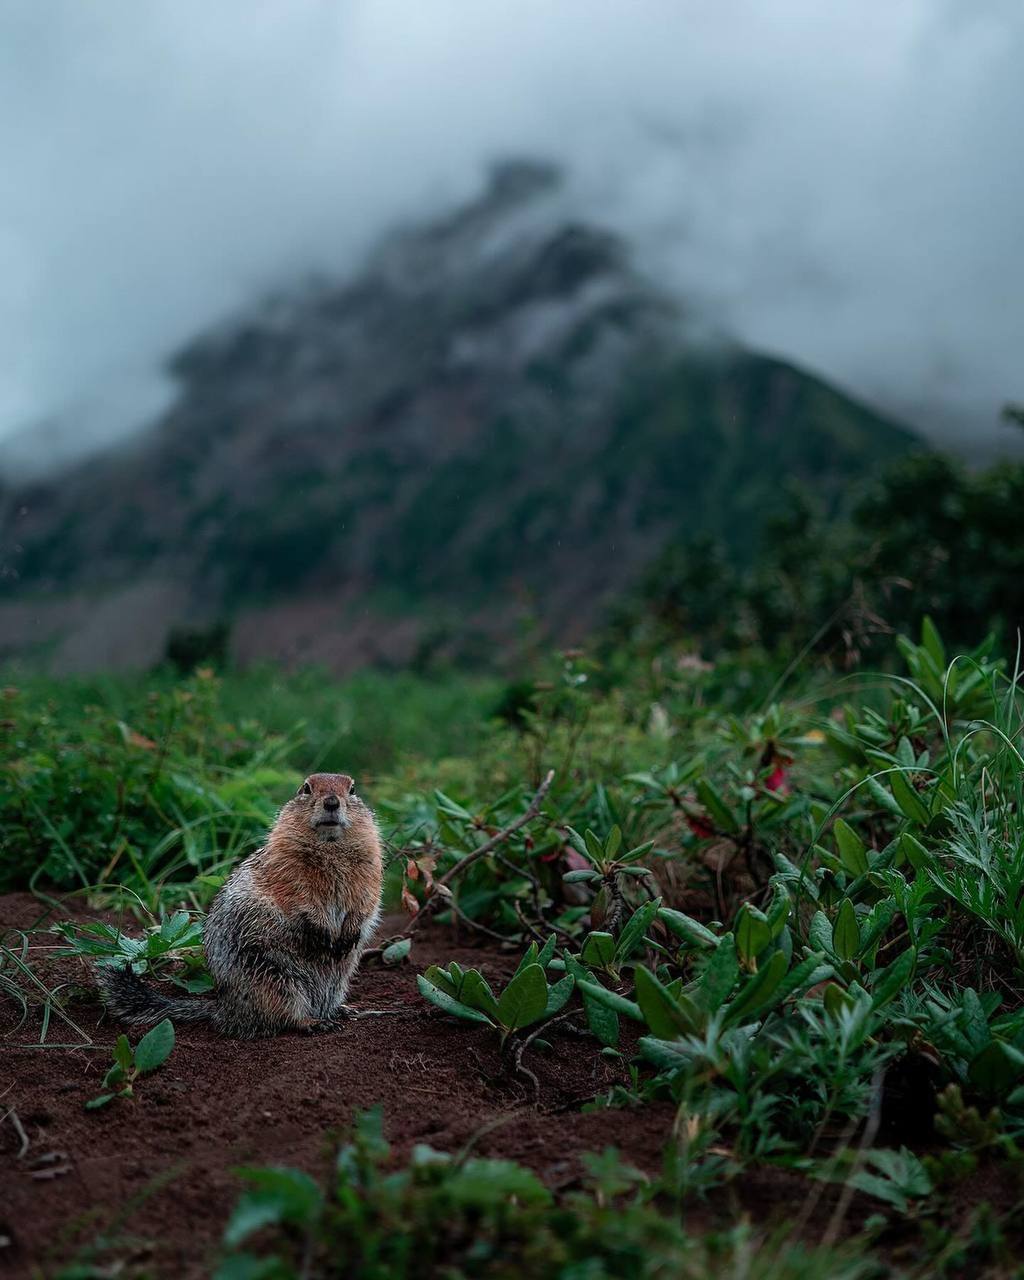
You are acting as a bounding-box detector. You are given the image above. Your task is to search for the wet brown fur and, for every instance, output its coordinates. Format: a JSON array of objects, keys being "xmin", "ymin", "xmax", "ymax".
[{"xmin": 96, "ymin": 772, "xmax": 384, "ymax": 1037}]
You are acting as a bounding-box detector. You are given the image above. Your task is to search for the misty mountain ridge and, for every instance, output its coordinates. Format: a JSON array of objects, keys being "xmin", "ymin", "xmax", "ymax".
[{"xmin": 0, "ymin": 160, "xmax": 917, "ymax": 673}]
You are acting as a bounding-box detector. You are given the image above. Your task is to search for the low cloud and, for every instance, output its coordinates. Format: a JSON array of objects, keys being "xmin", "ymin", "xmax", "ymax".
[{"xmin": 1, "ymin": 0, "xmax": 1022, "ymax": 467}]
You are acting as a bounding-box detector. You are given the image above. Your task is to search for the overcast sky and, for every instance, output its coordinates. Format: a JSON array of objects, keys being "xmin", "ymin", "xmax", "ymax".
[{"xmin": 1, "ymin": 0, "xmax": 1022, "ymax": 468}]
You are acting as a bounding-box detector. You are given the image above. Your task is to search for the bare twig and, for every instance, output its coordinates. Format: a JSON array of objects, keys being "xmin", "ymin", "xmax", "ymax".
[
  {"xmin": 375, "ymin": 771, "xmax": 556, "ymax": 953},
  {"xmin": 364, "ymin": 890, "xmax": 514, "ymax": 963},
  {"xmin": 0, "ymin": 1104, "xmax": 30, "ymax": 1159},
  {"xmin": 499, "ymin": 857, "xmax": 575, "ymax": 943},
  {"xmin": 820, "ymin": 1065, "xmax": 885, "ymax": 1249},
  {"xmin": 505, "ymin": 1008, "xmax": 576, "ymax": 1105},
  {"xmin": 494, "ymin": 850, "xmax": 542, "ymax": 895},
  {"xmin": 363, "ymin": 768, "xmax": 555, "ymax": 962},
  {"xmin": 437, "ymin": 770, "xmax": 555, "ymax": 891},
  {"xmin": 449, "ymin": 897, "xmax": 515, "ymax": 944},
  {"xmin": 513, "ymin": 900, "xmax": 549, "ymax": 946}
]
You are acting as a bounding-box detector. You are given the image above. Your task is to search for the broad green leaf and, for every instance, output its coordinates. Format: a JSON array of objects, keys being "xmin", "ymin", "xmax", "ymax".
[
  {"xmin": 564, "ymin": 826, "xmax": 592, "ymax": 862},
  {"xmin": 695, "ymin": 779, "xmax": 739, "ymax": 834},
  {"xmin": 723, "ymin": 951, "xmax": 787, "ymax": 1027},
  {"xmin": 416, "ymin": 975, "xmax": 492, "ymax": 1024},
  {"xmin": 961, "ymin": 988, "xmax": 991, "ymax": 1052},
  {"xmin": 619, "ymin": 840, "xmax": 654, "ymax": 865},
  {"xmin": 565, "ymin": 953, "xmax": 619, "ymax": 1047},
  {"xmin": 658, "ymin": 908, "xmax": 719, "ymax": 949},
  {"xmin": 224, "ymin": 1168, "xmax": 323, "ymax": 1248},
  {"xmin": 496, "ymin": 964, "xmax": 548, "ymax": 1031},
  {"xmin": 589, "ymin": 885, "xmax": 610, "ymax": 929},
  {"xmin": 512, "ymin": 943, "xmax": 539, "ymax": 977},
  {"xmin": 605, "ymin": 825, "xmax": 622, "ymax": 858},
  {"xmin": 823, "ymin": 983, "xmax": 852, "ymax": 1016},
  {"xmin": 535, "ymin": 934, "xmax": 558, "ymax": 970},
  {"xmin": 969, "ymin": 1040, "xmax": 1024, "ymax": 1096},
  {"xmin": 448, "ymin": 1158, "xmax": 551, "ymax": 1208},
  {"xmin": 581, "ymin": 932, "xmax": 616, "ymax": 968},
  {"xmin": 833, "ymin": 899, "xmax": 860, "ymax": 962},
  {"xmin": 624, "ymin": 770, "xmax": 661, "ymax": 788},
  {"xmin": 846, "ymin": 1171, "xmax": 911, "ymax": 1212},
  {"xmin": 615, "ymin": 898, "xmax": 662, "ymax": 963},
  {"xmin": 563, "ymin": 869, "xmax": 600, "ymax": 884},
  {"xmin": 159, "ymin": 912, "xmax": 181, "ymax": 941},
  {"xmin": 381, "ymin": 938, "xmax": 411, "ymax": 966},
  {"xmin": 769, "ymin": 954, "xmax": 833, "ymax": 1009},
  {"xmin": 576, "ymin": 978, "xmax": 643, "ymax": 1022},
  {"xmin": 890, "ymin": 772, "xmax": 930, "ymax": 826},
  {"xmin": 858, "ymin": 900, "xmax": 897, "ymax": 961},
  {"xmin": 544, "ymin": 974, "xmax": 575, "ymax": 1017},
  {"xmin": 460, "ymin": 970, "xmax": 500, "ymax": 1020},
  {"xmin": 584, "ymin": 829, "xmax": 606, "ymax": 864},
  {"xmin": 834, "ymin": 819, "xmax": 870, "ymax": 877},
  {"xmin": 423, "ymin": 964, "xmax": 459, "ymax": 1000},
  {"xmin": 808, "ymin": 911, "xmax": 833, "ymax": 954},
  {"xmin": 134, "ymin": 1019, "xmax": 174, "ymax": 1074},
  {"xmin": 869, "ymin": 947, "xmax": 916, "ymax": 1010},
  {"xmin": 638, "ymin": 1036, "xmax": 694, "ymax": 1072},
  {"xmin": 584, "ymin": 998, "xmax": 619, "ymax": 1048},
  {"xmin": 85, "ymin": 1093, "xmax": 116, "ymax": 1110},
  {"xmin": 864, "ymin": 775, "xmax": 905, "ymax": 818},
  {"xmin": 633, "ymin": 965, "xmax": 697, "ymax": 1037},
  {"xmin": 899, "ymin": 832, "xmax": 930, "ymax": 870},
  {"xmin": 735, "ymin": 904, "xmax": 771, "ymax": 965},
  {"xmin": 700, "ymin": 933, "xmax": 740, "ymax": 1010},
  {"xmin": 765, "ymin": 886, "xmax": 792, "ymax": 938}
]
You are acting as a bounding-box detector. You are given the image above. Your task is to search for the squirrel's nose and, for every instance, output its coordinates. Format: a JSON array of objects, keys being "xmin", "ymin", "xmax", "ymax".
[{"xmin": 323, "ymin": 794, "xmax": 341, "ymax": 812}]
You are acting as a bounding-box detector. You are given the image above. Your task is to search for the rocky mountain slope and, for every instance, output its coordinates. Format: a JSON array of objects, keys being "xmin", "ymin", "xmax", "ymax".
[{"xmin": 0, "ymin": 162, "xmax": 917, "ymax": 672}]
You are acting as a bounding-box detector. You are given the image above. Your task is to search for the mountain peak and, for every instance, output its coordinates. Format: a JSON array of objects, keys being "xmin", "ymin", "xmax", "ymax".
[{"xmin": 0, "ymin": 160, "xmax": 917, "ymax": 673}]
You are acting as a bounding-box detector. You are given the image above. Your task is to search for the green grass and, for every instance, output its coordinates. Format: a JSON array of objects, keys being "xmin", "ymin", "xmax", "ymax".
[{"xmin": 0, "ymin": 664, "xmax": 500, "ymax": 899}]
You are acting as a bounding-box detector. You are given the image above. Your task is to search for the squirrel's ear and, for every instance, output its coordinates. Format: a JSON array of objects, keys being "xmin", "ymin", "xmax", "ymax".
[{"xmin": 299, "ymin": 780, "xmax": 313, "ymax": 797}]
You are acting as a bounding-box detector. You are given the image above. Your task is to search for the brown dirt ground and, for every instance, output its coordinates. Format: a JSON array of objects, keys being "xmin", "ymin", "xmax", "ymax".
[
  {"xmin": 1, "ymin": 891, "xmax": 1019, "ymax": 1279},
  {"xmin": 1, "ymin": 892, "xmax": 681, "ymax": 1278}
]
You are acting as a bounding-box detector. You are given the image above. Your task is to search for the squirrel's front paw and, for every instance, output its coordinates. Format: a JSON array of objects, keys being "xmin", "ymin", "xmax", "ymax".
[{"xmin": 301, "ymin": 1015, "xmax": 349, "ymax": 1034}]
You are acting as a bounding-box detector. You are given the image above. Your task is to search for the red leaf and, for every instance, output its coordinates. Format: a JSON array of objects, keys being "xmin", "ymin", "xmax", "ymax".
[{"xmin": 765, "ymin": 765, "xmax": 790, "ymax": 795}]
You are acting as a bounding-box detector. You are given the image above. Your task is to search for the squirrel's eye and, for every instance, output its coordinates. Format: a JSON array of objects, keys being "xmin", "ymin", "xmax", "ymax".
[{"xmin": 300, "ymin": 782, "xmax": 312, "ymax": 796}]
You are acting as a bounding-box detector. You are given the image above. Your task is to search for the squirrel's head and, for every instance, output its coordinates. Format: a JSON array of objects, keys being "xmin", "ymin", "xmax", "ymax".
[{"xmin": 286, "ymin": 772, "xmax": 363, "ymax": 843}]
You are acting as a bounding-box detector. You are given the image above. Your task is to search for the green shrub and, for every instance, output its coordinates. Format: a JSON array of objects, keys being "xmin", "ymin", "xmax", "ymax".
[{"xmin": 216, "ymin": 1109, "xmax": 882, "ymax": 1280}]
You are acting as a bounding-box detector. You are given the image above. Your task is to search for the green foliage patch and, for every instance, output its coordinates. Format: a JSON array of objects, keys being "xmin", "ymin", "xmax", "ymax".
[{"xmin": 11, "ymin": 618, "xmax": 1024, "ymax": 1275}]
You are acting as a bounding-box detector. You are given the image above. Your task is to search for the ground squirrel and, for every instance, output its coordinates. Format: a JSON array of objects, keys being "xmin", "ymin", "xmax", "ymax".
[{"xmin": 97, "ymin": 772, "xmax": 383, "ymax": 1037}]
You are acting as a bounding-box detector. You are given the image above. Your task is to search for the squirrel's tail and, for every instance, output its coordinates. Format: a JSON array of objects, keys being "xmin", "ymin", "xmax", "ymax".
[{"xmin": 96, "ymin": 966, "xmax": 217, "ymax": 1025}]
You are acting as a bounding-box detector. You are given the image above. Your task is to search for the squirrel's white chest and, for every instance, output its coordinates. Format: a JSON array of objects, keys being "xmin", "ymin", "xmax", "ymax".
[{"xmin": 318, "ymin": 902, "xmax": 349, "ymax": 933}]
